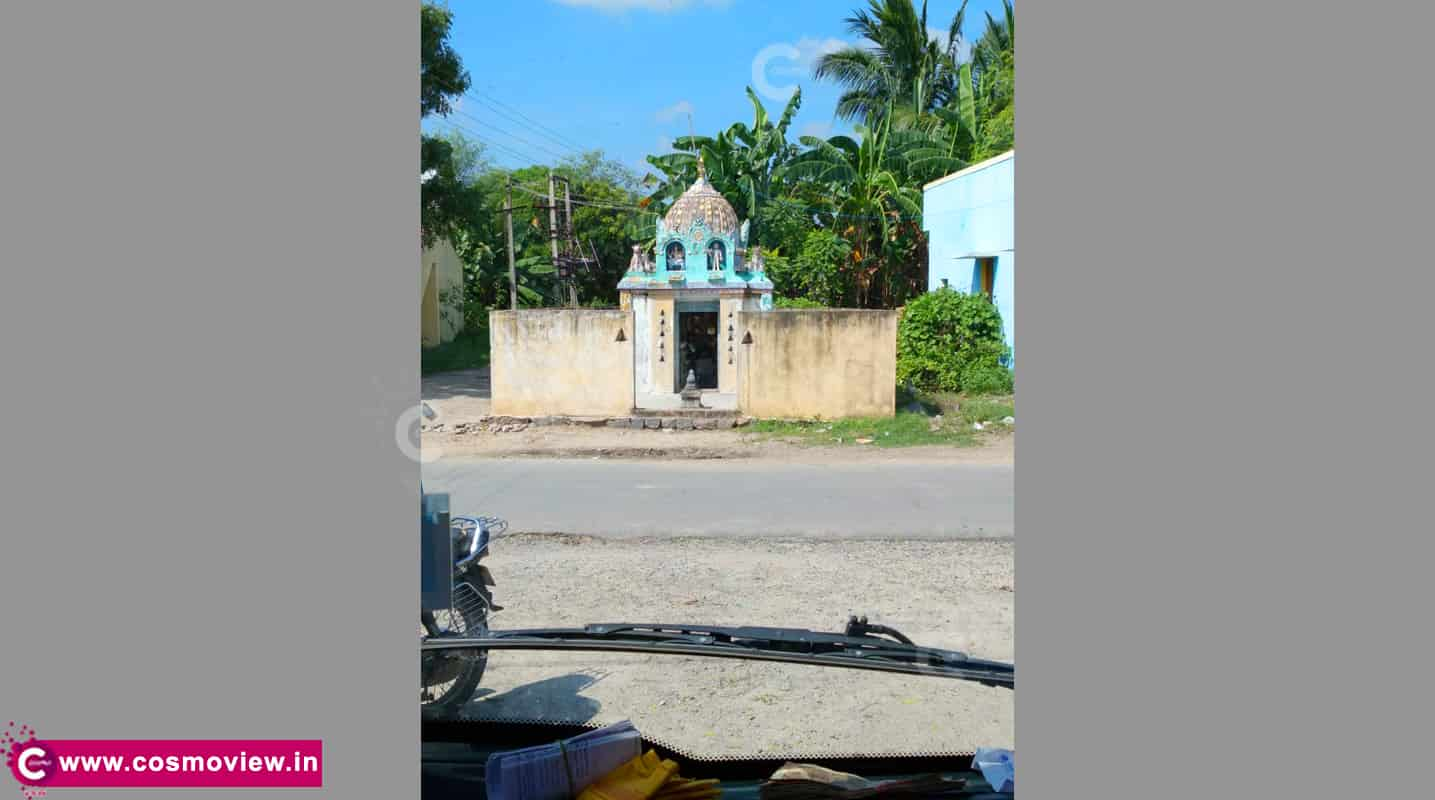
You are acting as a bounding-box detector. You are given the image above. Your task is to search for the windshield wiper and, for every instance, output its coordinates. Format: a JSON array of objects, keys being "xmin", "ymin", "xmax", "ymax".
[{"xmin": 422, "ymin": 616, "xmax": 1013, "ymax": 689}]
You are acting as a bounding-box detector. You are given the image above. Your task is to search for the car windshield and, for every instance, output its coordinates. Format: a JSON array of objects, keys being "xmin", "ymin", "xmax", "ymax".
[
  {"xmin": 418, "ymin": 0, "xmax": 1017, "ymax": 766},
  {"xmin": 423, "ymin": 532, "xmax": 1014, "ymax": 757}
]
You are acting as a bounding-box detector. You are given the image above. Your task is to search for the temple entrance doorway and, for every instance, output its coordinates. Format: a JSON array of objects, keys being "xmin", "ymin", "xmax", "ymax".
[{"xmin": 676, "ymin": 308, "xmax": 719, "ymax": 390}]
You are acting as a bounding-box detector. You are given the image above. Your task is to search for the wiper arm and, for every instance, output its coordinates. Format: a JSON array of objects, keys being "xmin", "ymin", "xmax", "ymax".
[{"xmin": 422, "ymin": 616, "xmax": 1013, "ymax": 689}]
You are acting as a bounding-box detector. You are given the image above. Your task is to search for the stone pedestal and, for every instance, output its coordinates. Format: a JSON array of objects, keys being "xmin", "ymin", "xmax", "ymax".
[{"xmin": 680, "ymin": 370, "xmax": 703, "ymax": 409}]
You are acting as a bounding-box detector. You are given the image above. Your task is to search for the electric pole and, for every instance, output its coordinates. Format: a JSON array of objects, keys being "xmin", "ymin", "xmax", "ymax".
[
  {"xmin": 548, "ymin": 170, "xmax": 560, "ymax": 308},
  {"xmin": 504, "ymin": 175, "xmax": 516, "ymax": 310},
  {"xmin": 562, "ymin": 178, "xmax": 577, "ymax": 307}
]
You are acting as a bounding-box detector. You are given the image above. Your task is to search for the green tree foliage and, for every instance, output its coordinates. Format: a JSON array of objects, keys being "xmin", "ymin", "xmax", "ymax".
[
  {"xmin": 421, "ymin": 3, "xmax": 468, "ymax": 119},
  {"xmin": 815, "ymin": 0, "xmax": 969, "ymax": 125},
  {"xmin": 780, "ymin": 111, "xmax": 960, "ymax": 307},
  {"xmin": 896, "ymin": 288, "xmax": 1010, "ymax": 392},
  {"xmin": 814, "ymin": 0, "xmax": 1013, "ymax": 165},
  {"xmin": 934, "ymin": 1, "xmax": 1013, "ymax": 161},
  {"xmin": 422, "ymin": 134, "xmax": 486, "ymax": 247},
  {"xmin": 441, "ymin": 149, "xmax": 645, "ymax": 313},
  {"xmin": 644, "ymin": 87, "xmax": 801, "ymax": 243},
  {"xmin": 420, "ymin": 3, "xmax": 476, "ymax": 246},
  {"xmin": 970, "ymin": 3, "xmax": 1014, "ymax": 160},
  {"xmin": 767, "ymin": 230, "xmax": 853, "ymax": 307},
  {"xmin": 774, "ymin": 296, "xmax": 827, "ymax": 309}
]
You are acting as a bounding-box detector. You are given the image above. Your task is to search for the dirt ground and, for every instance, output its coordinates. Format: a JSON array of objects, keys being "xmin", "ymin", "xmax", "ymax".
[
  {"xmin": 452, "ymin": 536, "xmax": 1015, "ymax": 757},
  {"xmin": 423, "ymin": 367, "xmax": 493, "ymax": 422},
  {"xmin": 424, "ymin": 425, "xmax": 1013, "ymax": 462},
  {"xmin": 422, "ymin": 366, "xmax": 1014, "ymax": 462}
]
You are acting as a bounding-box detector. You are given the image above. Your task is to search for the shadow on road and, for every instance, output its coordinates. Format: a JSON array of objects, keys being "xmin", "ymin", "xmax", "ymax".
[{"xmin": 461, "ymin": 672, "xmax": 603, "ymax": 723}]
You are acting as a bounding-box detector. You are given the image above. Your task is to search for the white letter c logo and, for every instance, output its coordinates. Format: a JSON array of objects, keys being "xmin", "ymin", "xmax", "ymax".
[{"xmin": 17, "ymin": 746, "xmax": 49, "ymax": 781}]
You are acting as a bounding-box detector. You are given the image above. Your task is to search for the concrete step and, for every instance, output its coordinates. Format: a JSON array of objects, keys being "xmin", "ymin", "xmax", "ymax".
[{"xmin": 629, "ymin": 407, "xmax": 741, "ymax": 419}]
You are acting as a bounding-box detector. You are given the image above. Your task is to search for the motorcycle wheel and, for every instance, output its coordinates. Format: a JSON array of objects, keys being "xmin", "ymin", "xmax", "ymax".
[{"xmin": 420, "ymin": 582, "xmax": 491, "ymax": 717}]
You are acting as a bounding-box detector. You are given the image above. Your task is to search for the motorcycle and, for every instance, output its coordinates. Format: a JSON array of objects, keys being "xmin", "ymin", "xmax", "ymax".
[{"xmin": 420, "ymin": 512, "xmax": 503, "ymax": 715}]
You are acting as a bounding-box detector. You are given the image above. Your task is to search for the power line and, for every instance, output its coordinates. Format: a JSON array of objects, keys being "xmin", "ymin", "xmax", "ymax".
[
  {"xmin": 430, "ymin": 90, "xmax": 1002, "ymax": 224},
  {"xmin": 465, "ymin": 93, "xmax": 589, "ymax": 157},
  {"xmin": 431, "ymin": 117, "xmax": 547, "ymax": 167},
  {"xmin": 512, "ymin": 183, "xmax": 658, "ymax": 217},
  {"xmin": 426, "ymin": 76, "xmax": 591, "ymax": 159},
  {"xmin": 451, "ymin": 108, "xmax": 578, "ymax": 163},
  {"xmin": 467, "ymin": 89, "xmax": 591, "ymax": 154}
]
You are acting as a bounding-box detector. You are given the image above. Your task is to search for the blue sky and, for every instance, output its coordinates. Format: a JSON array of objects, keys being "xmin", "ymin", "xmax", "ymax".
[{"xmin": 424, "ymin": 0, "xmax": 1005, "ymax": 181}]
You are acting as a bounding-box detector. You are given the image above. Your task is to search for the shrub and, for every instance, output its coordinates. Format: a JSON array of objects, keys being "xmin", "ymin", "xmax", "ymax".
[
  {"xmin": 765, "ymin": 231, "xmax": 853, "ymax": 307},
  {"xmin": 897, "ymin": 288, "xmax": 1009, "ymax": 393},
  {"xmin": 960, "ymin": 360, "xmax": 1014, "ymax": 395}
]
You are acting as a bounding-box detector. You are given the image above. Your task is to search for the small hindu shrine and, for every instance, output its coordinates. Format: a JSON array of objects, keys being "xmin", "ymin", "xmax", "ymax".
[{"xmin": 617, "ymin": 159, "xmax": 774, "ymax": 409}]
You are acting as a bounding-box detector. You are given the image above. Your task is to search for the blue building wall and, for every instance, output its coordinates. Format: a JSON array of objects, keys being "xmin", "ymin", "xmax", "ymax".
[{"xmin": 923, "ymin": 151, "xmax": 1014, "ymax": 365}]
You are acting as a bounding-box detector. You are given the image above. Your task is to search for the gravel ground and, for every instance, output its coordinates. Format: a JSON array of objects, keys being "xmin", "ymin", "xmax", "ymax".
[{"xmin": 452, "ymin": 535, "xmax": 1014, "ymax": 757}]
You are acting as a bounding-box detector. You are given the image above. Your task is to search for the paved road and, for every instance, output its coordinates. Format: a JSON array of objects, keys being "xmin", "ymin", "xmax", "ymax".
[{"xmin": 422, "ymin": 458, "xmax": 1013, "ymax": 539}]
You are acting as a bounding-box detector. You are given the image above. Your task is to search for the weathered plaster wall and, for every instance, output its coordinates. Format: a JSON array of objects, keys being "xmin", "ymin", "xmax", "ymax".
[
  {"xmin": 718, "ymin": 295, "xmax": 741, "ymax": 393},
  {"xmin": 489, "ymin": 310, "xmax": 634, "ymax": 416},
  {"xmin": 420, "ymin": 237, "xmax": 464, "ymax": 348},
  {"xmin": 737, "ymin": 309, "xmax": 897, "ymax": 419},
  {"xmin": 630, "ymin": 294, "xmax": 652, "ymax": 394},
  {"xmin": 649, "ymin": 295, "xmax": 675, "ymax": 394}
]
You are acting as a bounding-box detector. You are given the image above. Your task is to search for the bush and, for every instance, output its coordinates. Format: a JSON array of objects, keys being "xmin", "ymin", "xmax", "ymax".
[
  {"xmin": 960, "ymin": 360, "xmax": 1014, "ymax": 395},
  {"xmin": 897, "ymin": 288, "xmax": 1010, "ymax": 393},
  {"xmin": 765, "ymin": 231, "xmax": 853, "ymax": 307}
]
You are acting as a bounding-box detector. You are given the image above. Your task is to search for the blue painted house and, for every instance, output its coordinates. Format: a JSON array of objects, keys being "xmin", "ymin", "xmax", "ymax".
[{"xmin": 923, "ymin": 150, "xmax": 1014, "ymax": 365}]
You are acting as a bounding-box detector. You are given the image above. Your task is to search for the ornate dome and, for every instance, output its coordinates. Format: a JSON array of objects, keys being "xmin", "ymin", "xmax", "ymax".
[{"xmin": 663, "ymin": 176, "xmax": 740, "ymax": 239}]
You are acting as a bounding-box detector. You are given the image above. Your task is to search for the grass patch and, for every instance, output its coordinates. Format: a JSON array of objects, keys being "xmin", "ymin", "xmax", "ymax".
[
  {"xmin": 421, "ymin": 326, "xmax": 490, "ymax": 376},
  {"xmin": 959, "ymin": 397, "xmax": 1014, "ymax": 424},
  {"xmin": 750, "ymin": 411, "xmax": 977, "ymax": 448},
  {"xmin": 749, "ymin": 388, "xmax": 1013, "ymax": 448}
]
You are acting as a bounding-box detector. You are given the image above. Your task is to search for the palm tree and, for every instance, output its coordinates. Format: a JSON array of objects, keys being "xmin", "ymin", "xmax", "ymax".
[
  {"xmin": 780, "ymin": 107, "xmax": 963, "ymax": 306},
  {"xmin": 813, "ymin": 0, "xmax": 969, "ymax": 126},
  {"xmin": 936, "ymin": 0, "xmax": 1012, "ymax": 161},
  {"xmin": 643, "ymin": 87, "xmax": 802, "ymax": 243},
  {"xmin": 971, "ymin": 0, "xmax": 1013, "ymax": 83}
]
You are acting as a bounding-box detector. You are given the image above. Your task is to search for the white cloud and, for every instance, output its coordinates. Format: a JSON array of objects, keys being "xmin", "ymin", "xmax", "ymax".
[
  {"xmin": 656, "ymin": 134, "xmax": 673, "ymax": 152},
  {"xmin": 552, "ymin": 0, "xmax": 732, "ymax": 13},
  {"xmin": 655, "ymin": 100, "xmax": 694, "ymax": 124},
  {"xmin": 752, "ymin": 36, "xmax": 849, "ymax": 101}
]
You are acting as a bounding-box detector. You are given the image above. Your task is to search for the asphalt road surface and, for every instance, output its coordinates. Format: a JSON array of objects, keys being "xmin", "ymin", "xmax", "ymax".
[{"xmin": 422, "ymin": 457, "xmax": 1013, "ymax": 539}]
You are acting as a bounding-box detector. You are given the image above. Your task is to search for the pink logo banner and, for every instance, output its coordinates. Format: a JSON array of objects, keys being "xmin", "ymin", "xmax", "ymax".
[{"xmin": 6, "ymin": 736, "xmax": 322, "ymax": 790}]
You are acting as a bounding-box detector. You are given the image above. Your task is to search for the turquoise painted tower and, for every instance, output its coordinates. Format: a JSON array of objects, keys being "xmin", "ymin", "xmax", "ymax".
[
  {"xmin": 618, "ymin": 157, "xmax": 774, "ymax": 403},
  {"xmin": 619, "ymin": 156, "xmax": 774, "ymax": 297}
]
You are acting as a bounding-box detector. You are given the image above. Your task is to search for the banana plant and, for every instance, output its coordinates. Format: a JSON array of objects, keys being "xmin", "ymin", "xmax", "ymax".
[
  {"xmin": 643, "ymin": 86, "xmax": 801, "ymax": 243},
  {"xmin": 779, "ymin": 105, "xmax": 962, "ymax": 306}
]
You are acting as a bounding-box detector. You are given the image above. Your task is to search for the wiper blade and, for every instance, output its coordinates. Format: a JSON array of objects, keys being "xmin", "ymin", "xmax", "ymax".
[{"xmin": 422, "ymin": 616, "xmax": 1013, "ymax": 689}]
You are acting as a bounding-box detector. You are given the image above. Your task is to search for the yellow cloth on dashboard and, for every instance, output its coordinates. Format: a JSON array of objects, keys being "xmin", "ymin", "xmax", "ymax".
[
  {"xmin": 577, "ymin": 750, "xmax": 680, "ymax": 800},
  {"xmin": 652, "ymin": 776, "xmax": 721, "ymax": 800}
]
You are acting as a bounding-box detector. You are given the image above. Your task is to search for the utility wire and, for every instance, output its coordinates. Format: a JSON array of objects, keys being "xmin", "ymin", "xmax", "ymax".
[
  {"xmin": 465, "ymin": 92, "xmax": 590, "ymax": 156},
  {"xmin": 429, "ymin": 85, "xmax": 1005, "ymax": 223},
  {"xmin": 452, "ymin": 108, "xmax": 578, "ymax": 163},
  {"xmin": 472, "ymin": 91, "xmax": 591, "ymax": 154},
  {"xmin": 426, "ymin": 77, "xmax": 591, "ymax": 159},
  {"xmin": 431, "ymin": 117, "xmax": 548, "ymax": 168}
]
